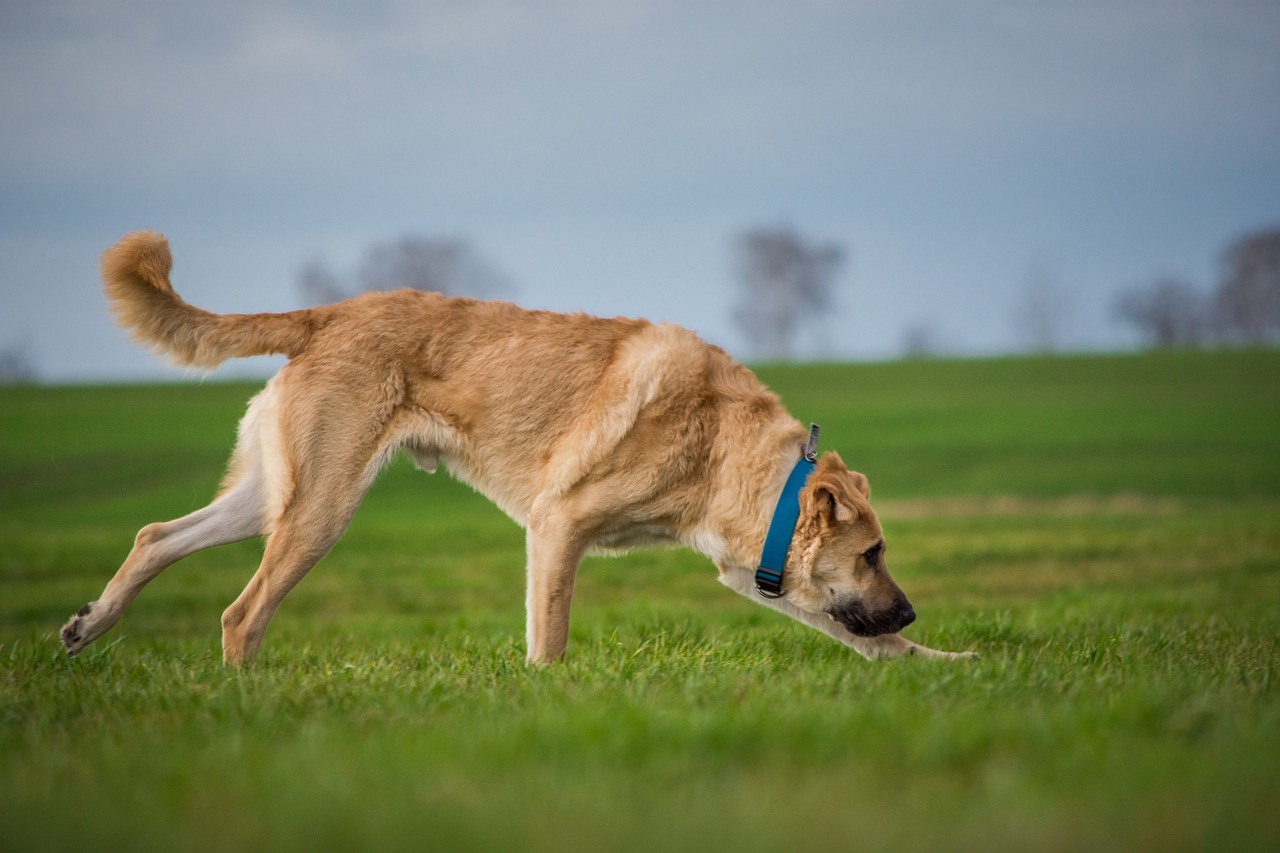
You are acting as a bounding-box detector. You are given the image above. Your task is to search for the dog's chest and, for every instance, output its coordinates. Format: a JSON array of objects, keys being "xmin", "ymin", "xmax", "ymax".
[{"xmin": 589, "ymin": 523, "xmax": 681, "ymax": 554}]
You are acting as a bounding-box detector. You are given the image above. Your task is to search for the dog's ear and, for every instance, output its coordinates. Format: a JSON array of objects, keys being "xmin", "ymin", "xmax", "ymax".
[
  {"xmin": 848, "ymin": 470, "xmax": 870, "ymax": 499},
  {"xmin": 803, "ymin": 452, "xmax": 865, "ymax": 525}
]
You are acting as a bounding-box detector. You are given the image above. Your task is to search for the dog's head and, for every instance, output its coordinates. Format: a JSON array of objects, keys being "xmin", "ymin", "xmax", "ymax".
[{"xmin": 782, "ymin": 452, "xmax": 916, "ymax": 636}]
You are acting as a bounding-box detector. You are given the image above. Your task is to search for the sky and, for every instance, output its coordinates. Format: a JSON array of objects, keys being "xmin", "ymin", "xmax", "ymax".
[{"xmin": 2, "ymin": 0, "xmax": 1278, "ymax": 381}]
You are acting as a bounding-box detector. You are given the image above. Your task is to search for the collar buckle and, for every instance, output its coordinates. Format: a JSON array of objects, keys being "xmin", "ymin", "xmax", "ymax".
[{"xmin": 803, "ymin": 423, "xmax": 820, "ymax": 463}]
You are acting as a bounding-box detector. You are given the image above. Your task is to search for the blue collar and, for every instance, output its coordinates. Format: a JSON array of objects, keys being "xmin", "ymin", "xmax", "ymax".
[{"xmin": 754, "ymin": 424, "xmax": 820, "ymax": 598}]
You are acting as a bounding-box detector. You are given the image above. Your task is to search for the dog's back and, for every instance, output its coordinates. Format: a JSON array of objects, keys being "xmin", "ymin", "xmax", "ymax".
[{"xmin": 102, "ymin": 231, "xmax": 793, "ymax": 536}]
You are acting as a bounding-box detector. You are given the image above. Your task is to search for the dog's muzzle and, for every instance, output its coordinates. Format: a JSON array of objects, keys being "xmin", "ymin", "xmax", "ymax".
[{"xmin": 827, "ymin": 598, "xmax": 916, "ymax": 637}]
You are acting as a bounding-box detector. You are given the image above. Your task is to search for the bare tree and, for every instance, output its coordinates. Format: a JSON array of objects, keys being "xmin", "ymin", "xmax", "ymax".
[
  {"xmin": 0, "ymin": 339, "xmax": 37, "ymax": 384},
  {"xmin": 1114, "ymin": 275, "xmax": 1210, "ymax": 348},
  {"xmin": 1215, "ymin": 226, "xmax": 1280, "ymax": 345},
  {"xmin": 1012, "ymin": 265, "xmax": 1073, "ymax": 353},
  {"xmin": 732, "ymin": 227, "xmax": 844, "ymax": 360},
  {"xmin": 358, "ymin": 237, "xmax": 513, "ymax": 297},
  {"xmin": 300, "ymin": 235, "xmax": 514, "ymax": 306},
  {"xmin": 900, "ymin": 320, "xmax": 945, "ymax": 359}
]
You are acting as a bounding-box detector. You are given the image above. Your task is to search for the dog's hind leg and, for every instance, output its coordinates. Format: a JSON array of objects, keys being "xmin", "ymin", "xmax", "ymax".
[
  {"xmin": 60, "ymin": 466, "xmax": 266, "ymax": 656},
  {"xmin": 217, "ymin": 407, "xmax": 397, "ymax": 664},
  {"xmin": 218, "ymin": 493, "xmax": 362, "ymax": 666}
]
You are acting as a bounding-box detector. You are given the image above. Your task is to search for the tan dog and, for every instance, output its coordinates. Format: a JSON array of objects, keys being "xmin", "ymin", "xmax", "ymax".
[{"xmin": 61, "ymin": 231, "xmax": 972, "ymax": 665}]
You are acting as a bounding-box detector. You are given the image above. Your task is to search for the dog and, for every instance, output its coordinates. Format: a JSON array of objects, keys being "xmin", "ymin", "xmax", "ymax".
[{"xmin": 61, "ymin": 231, "xmax": 972, "ymax": 665}]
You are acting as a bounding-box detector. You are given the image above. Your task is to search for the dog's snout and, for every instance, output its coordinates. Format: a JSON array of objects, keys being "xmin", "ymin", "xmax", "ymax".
[{"xmin": 827, "ymin": 596, "xmax": 917, "ymax": 637}]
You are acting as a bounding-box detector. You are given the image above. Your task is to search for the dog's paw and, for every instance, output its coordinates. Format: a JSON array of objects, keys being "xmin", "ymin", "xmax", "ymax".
[
  {"xmin": 907, "ymin": 644, "xmax": 979, "ymax": 662},
  {"xmin": 60, "ymin": 603, "xmax": 95, "ymax": 656},
  {"xmin": 926, "ymin": 648, "xmax": 978, "ymax": 662}
]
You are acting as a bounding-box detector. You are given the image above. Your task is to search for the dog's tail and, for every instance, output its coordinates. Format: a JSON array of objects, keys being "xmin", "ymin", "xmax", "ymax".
[{"xmin": 101, "ymin": 231, "xmax": 317, "ymax": 369}]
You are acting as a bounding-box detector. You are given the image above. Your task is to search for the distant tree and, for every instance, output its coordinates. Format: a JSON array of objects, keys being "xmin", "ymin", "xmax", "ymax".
[
  {"xmin": 732, "ymin": 227, "xmax": 844, "ymax": 360},
  {"xmin": 1114, "ymin": 275, "xmax": 1210, "ymax": 348},
  {"xmin": 1215, "ymin": 226, "xmax": 1280, "ymax": 345},
  {"xmin": 1012, "ymin": 265, "xmax": 1073, "ymax": 353},
  {"xmin": 900, "ymin": 320, "xmax": 944, "ymax": 359},
  {"xmin": 300, "ymin": 235, "xmax": 514, "ymax": 306},
  {"xmin": 0, "ymin": 339, "xmax": 37, "ymax": 384}
]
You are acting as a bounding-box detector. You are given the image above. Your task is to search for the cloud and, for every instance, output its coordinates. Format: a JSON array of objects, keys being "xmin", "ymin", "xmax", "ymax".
[
  {"xmin": 5, "ymin": 0, "xmax": 1278, "ymax": 200},
  {"xmin": 1, "ymin": 0, "xmax": 1278, "ymax": 377}
]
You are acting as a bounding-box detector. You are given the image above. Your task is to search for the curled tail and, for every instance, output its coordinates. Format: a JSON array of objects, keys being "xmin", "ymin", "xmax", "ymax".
[{"xmin": 101, "ymin": 231, "xmax": 317, "ymax": 369}]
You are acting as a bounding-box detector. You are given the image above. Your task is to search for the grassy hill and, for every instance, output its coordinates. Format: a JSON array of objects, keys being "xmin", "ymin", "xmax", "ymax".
[{"xmin": 2, "ymin": 350, "xmax": 1278, "ymax": 851}]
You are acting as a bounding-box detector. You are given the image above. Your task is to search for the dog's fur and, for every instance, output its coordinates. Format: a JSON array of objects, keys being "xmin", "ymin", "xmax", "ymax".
[{"xmin": 61, "ymin": 231, "xmax": 972, "ymax": 664}]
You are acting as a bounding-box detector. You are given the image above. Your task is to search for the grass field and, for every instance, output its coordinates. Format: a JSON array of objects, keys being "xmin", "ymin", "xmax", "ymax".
[{"xmin": 2, "ymin": 350, "xmax": 1278, "ymax": 852}]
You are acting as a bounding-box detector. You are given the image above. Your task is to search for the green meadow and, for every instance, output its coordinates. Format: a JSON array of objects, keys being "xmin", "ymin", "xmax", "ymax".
[{"xmin": 2, "ymin": 350, "xmax": 1278, "ymax": 852}]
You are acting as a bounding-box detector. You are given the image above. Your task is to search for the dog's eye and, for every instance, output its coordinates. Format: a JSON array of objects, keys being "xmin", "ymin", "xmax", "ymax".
[{"xmin": 862, "ymin": 543, "xmax": 884, "ymax": 566}]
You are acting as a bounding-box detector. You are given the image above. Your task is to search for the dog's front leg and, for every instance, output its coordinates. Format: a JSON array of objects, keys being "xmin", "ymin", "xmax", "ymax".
[
  {"xmin": 716, "ymin": 564, "xmax": 975, "ymax": 661},
  {"xmin": 524, "ymin": 508, "xmax": 590, "ymax": 664}
]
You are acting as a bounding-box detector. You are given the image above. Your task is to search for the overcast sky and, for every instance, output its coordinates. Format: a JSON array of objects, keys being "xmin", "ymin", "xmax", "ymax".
[{"xmin": 2, "ymin": 0, "xmax": 1278, "ymax": 381}]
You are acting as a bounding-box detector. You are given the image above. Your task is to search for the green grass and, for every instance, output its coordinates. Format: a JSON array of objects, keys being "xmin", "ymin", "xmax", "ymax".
[{"xmin": 2, "ymin": 350, "xmax": 1279, "ymax": 852}]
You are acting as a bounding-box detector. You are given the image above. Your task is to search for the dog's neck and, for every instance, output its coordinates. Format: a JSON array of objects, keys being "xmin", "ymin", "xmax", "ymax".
[{"xmin": 688, "ymin": 420, "xmax": 808, "ymax": 571}]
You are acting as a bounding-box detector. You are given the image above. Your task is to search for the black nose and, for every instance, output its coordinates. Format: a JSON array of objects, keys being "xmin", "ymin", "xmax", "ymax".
[{"xmin": 896, "ymin": 602, "xmax": 916, "ymax": 630}]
